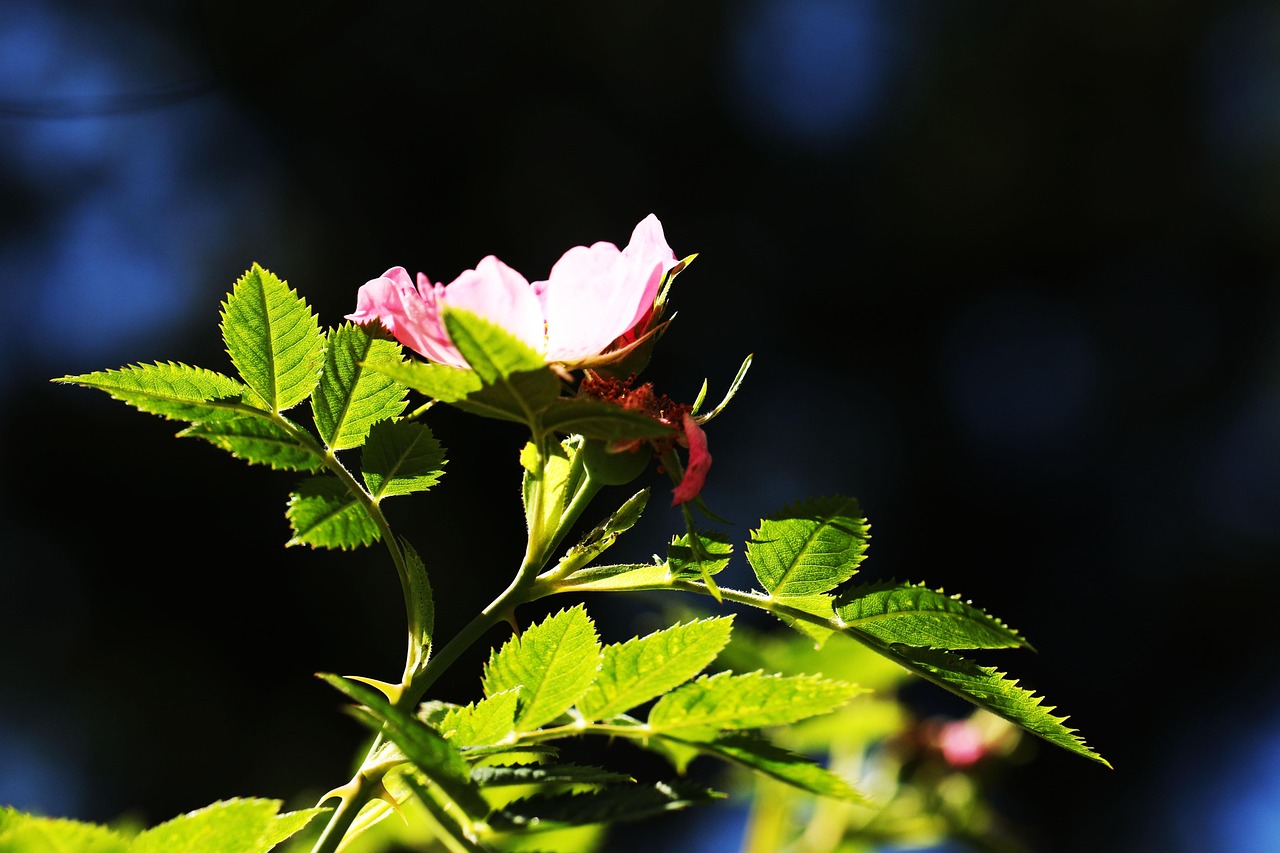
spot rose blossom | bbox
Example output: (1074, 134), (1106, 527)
(347, 214), (678, 369)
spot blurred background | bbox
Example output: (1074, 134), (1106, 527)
(3, 1), (1280, 851)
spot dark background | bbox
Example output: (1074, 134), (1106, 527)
(3, 2), (1280, 851)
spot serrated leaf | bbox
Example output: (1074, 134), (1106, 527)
(320, 674), (490, 818)
(691, 733), (871, 803)
(668, 531), (733, 580)
(221, 264), (325, 413)
(647, 671), (864, 738)
(366, 359), (482, 402)
(180, 416), (323, 471)
(747, 496), (869, 599)
(486, 781), (720, 832)
(853, 639), (1110, 767)
(835, 581), (1029, 650)
(540, 398), (676, 442)
(443, 308), (561, 424)
(130, 798), (324, 853)
(482, 606), (602, 731)
(361, 420), (446, 499)
(471, 764), (633, 788)
(0, 809), (127, 853)
(442, 689), (520, 748)
(56, 362), (248, 422)
(286, 476), (379, 549)
(577, 617), (734, 721)
(312, 324), (409, 450)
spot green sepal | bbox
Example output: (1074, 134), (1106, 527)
(482, 605), (602, 731)
(55, 362), (248, 423)
(179, 416), (323, 471)
(285, 476), (380, 549)
(485, 781), (722, 833)
(684, 733), (871, 804)
(540, 398), (675, 442)
(220, 263), (325, 413)
(319, 674), (490, 818)
(576, 616), (734, 721)
(835, 580), (1030, 651)
(311, 323), (408, 451)
(361, 419), (447, 500)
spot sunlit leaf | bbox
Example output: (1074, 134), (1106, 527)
(312, 323), (408, 450)
(482, 606), (602, 731)
(55, 363), (247, 423)
(286, 476), (379, 549)
(220, 264), (324, 413)
(577, 617), (734, 721)
(180, 416), (323, 471)
(361, 420), (446, 499)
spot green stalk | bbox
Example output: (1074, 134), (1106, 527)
(309, 428), (556, 853)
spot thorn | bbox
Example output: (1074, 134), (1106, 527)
(369, 778), (408, 824)
(346, 676), (404, 705)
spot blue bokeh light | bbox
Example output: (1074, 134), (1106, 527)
(724, 0), (905, 150)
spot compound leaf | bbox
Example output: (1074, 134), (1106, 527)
(482, 606), (602, 731)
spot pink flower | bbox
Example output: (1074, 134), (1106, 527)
(347, 215), (678, 369)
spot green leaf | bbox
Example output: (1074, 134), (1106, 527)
(549, 562), (672, 593)
(442, 307), (545, 381)
(130, 798), (325, 853)
(854, 640), (1110, 767)
(540, 398), (676, 442)
(442, 689), (520, 748)
(285, 476), (379, 549)
(320, 674), (489, 818)
(835, 581), (1029, 650)
(443, 308), (561, 425)
(523, 438), (588, 561)
(366, 359), (481, 402)
(747, 497), (869, 598)
(482, 605), (602, 731)
(55, 362), (248, 422)
(486, 781), (721, 832)
(471, 764), (633, 788)
(397, 775), (489, 853)
(668, 531), (733, 581)
(768, 593), (840, 648)
(401, 538), (434, 668)
(220, 264), (325, 413)
(577, 617), (734, 721)
(180, 416), (323, 471)
(647, 671), (864, 738)
(312, 324), (409, 450)
(0, 809), (127, 853)
(361, 420), (447, 499)
(691, 733), (871, 803)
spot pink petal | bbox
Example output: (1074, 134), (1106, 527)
(538, 214), (678, 363)
(346, 266), (417, 335)
(441, 255), (546, 356)
(671, 412), (712, 506)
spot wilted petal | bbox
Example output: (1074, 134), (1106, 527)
(672, 411), (712, 506)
